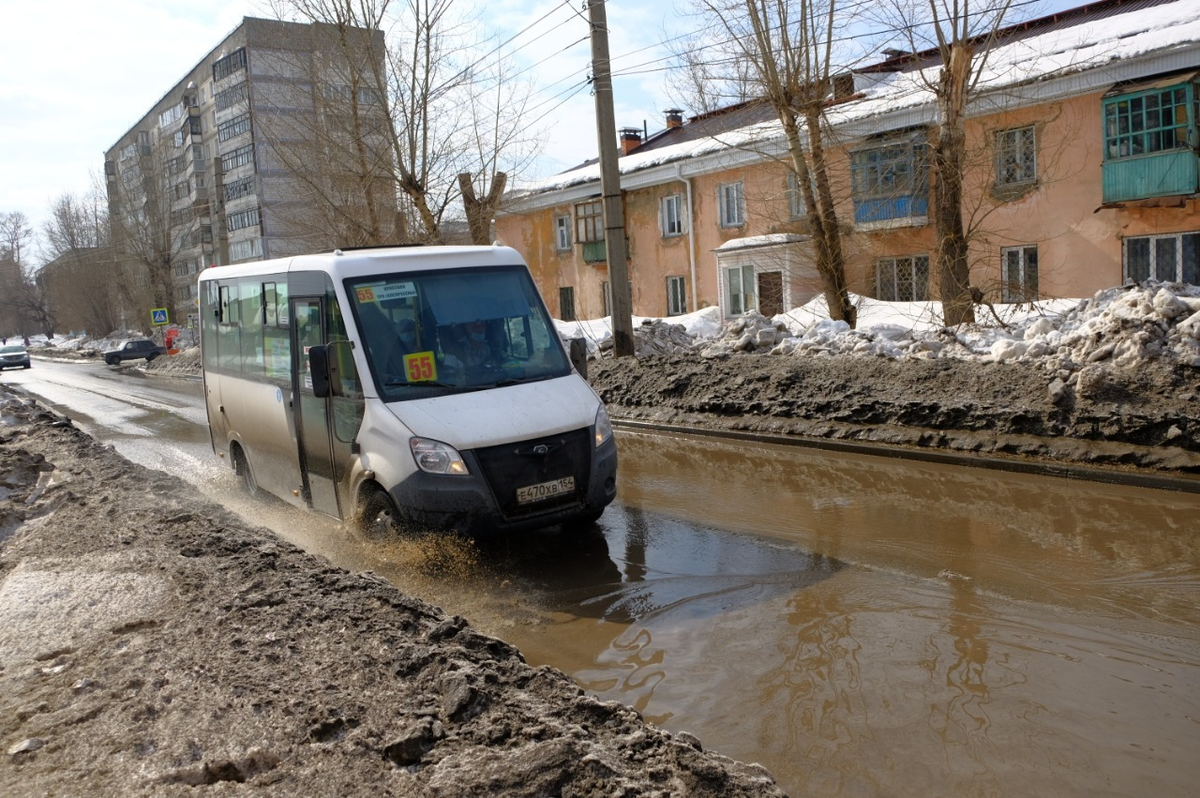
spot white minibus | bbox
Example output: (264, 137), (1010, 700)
(198, 245), (617, 535)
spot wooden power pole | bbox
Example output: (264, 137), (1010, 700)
(587, 0), (634, 357)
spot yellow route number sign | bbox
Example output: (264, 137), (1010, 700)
(404, 351), (438, 382)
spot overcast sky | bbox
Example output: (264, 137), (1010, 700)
(0, 0), (1079, 260)
(0, 0), (680, 252)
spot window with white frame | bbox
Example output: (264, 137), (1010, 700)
(220, 144), (254, 172)
(661, 194), (684, 236)
(667, 276), (687, 316)
(575, 200), (603, 243)
(995, 126), (1036, 187)
(724, 265), (756, 315)
(227, 207), (261, 232)
(554, 214), (571, 251)
(1123, 231), (1199, 283)
(718, 182), (744, 228)
(218, 113), (252, 143)
(229, 237), (263, 262)
(875, 255), (929, 302)
(787, 170), (816, 219)
(1001, 245), (1039, 302)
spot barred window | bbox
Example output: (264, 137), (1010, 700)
(995, 126), (1036, 186)
(213, 48), (247, 82)
(218, 113), (251, 143)
(215, 83), (248, 112)
(875, 255), (930, 302)
(220, 144), (254, 172)
(223, 175), (256, 202)
(1001, 245), (1039, 302)
(227, 207), (261, 232)
(1124, 231), (1200, 283)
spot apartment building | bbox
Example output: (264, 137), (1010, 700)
(496, 0), (1200, 323)
(105, 17), (396, 328)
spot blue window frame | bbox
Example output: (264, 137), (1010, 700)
(850, 135), (929, 225)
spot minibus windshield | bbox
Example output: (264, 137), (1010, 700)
(346, 265), (572, 401)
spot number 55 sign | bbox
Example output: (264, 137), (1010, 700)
(404, 351), (438, 382)
(151, 308), (170, 326)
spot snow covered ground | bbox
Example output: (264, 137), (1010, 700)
(26, 282), (1200, 377)
(557, 282), (1200, 371)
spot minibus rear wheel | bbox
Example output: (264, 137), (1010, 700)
(357, 489), (399, 539)
(231, 446), (258, 496)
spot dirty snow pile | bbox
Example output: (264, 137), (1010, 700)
(558, 281), (1200, 371)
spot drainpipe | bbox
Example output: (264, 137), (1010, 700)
(675, 164), (698, 313)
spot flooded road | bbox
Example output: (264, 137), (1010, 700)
(6, 360), (1199, 796)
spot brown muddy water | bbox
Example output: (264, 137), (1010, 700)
(240, 429), (1200, 798)
(38, 361), (1192, 798)
(16, 362), (1194, 794)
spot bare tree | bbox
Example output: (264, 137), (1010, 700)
(687, 0), (858, 325)
(0, 211), (44, 338)
(107, 146), (188, 318)
(40, 191), (124, 335)
(266, 0), (541, 244)
(878, 0), (1016, 325)
(666, 26), (756, 116)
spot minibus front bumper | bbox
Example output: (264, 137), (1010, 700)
(389, 432), (617, 535)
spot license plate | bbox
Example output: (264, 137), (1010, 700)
(516, 476), (575, 505)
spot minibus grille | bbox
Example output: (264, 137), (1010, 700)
(473, 428), (592, 520)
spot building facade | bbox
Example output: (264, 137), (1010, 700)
(105, 17), (396, 329)
(496, 0), (1200, 323)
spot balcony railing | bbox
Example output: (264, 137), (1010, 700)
(1102, 150), (1199, 203)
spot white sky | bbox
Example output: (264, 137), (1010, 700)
(0, 0), (1081, 259)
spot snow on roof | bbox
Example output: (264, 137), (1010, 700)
(715, 234), (808, 252)
(513, 0), (1200, 200)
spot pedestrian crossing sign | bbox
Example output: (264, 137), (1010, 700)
(151, 308), (170, 326)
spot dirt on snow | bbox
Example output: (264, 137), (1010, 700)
(0, 388), (783, 796)
(3, 302), (1197, 794)
(587, 352), (1200, 477)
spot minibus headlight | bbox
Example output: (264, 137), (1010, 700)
(594, 404), (614, 448)
(410, 437), (469, 475)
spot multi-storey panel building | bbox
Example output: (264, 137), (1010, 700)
(105, 17), (395, 329)
(496, 0), (1200, 322)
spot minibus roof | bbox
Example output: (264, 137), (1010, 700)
(198, 245), (527, 282)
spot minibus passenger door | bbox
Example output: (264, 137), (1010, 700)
(291, 296), (341, 518)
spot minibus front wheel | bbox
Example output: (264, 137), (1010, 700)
(357, 488), (399, 539)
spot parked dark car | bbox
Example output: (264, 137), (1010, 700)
(0, 344), (31, 370)
(104, 338), (167, 366)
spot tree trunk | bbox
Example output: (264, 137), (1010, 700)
(801, 109), (856, 328)
(458, 172), (507, 246)
(933, 43), (976, 327)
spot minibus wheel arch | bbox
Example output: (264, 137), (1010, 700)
(230, 443), (258, 496)
(355, 484), (398, 539)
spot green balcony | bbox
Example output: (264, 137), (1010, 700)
(581, 239), (607, 263)
(1102, 150), (1199, 204)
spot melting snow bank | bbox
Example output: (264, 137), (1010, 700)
(0, 387), (785, 796)
(579, 283), (1200, 480)
(560, 282), (1200, 372)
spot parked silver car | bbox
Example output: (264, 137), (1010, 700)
(0, 344), (31, 370)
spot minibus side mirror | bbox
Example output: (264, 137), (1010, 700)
(309, 344), (332, 398)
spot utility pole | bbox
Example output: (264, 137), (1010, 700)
(587, 0), (634, 357)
